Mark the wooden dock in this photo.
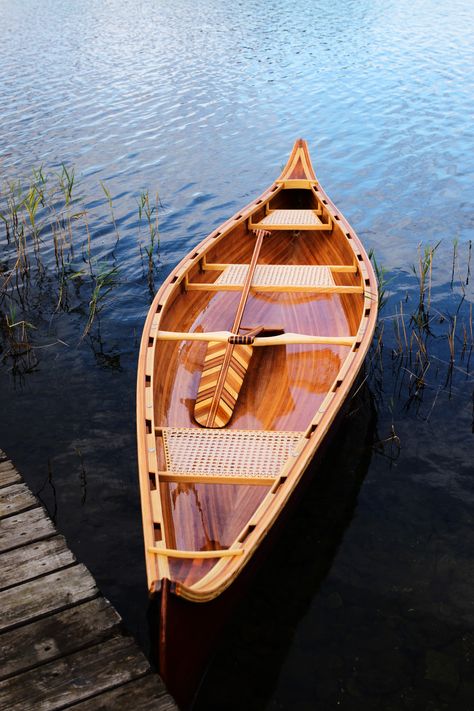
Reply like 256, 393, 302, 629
0, 449, 177, 710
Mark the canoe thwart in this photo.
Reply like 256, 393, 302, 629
185, 282, 363, 293
275, 179, 318, 189
148, 547, 244, 559
156, 330, 356, 346
226, 324, 263, 345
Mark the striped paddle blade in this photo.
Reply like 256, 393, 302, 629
194, 340, 253, 428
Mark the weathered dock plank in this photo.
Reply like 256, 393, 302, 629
0, 598, 121, 681
0, 483, 37, 518
0, 636, 150, 710
0, 461, 21, 488
71, 675, 178, 710
0, 449, 176, 710
0, 506, 56, 553
0, 564, 99, 633
1, 535, 76, 591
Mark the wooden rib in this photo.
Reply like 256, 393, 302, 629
186, 283, 363, 293
147, 547, 244, 559
157, 331, 355, 346
194, 229, 267, 428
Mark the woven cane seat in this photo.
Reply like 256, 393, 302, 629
162, 428, 303, 478
259, 209, 323, 227
215, 264, 335, 288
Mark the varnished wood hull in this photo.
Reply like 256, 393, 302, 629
137, 139, 378, 704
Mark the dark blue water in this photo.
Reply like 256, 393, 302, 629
1, 0, 473, 707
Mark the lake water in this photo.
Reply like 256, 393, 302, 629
1, 0, 473, 708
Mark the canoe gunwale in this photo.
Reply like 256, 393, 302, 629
136, 139, 378, 602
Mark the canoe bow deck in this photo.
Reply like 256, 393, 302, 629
137, 138, 377, 612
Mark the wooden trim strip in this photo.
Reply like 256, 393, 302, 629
185, 283, 364, 293
248, 220, 332, 231
157, 331, 355, 346
147, 547, 244, 559
202, 261, 357, 273
158, 472, 276, 485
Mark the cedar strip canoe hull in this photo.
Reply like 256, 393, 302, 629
136, 139, 378, 703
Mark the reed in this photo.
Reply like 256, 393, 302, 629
369, 249, 391, 311
370, 239, 474, 428
82, 261, 120, 339
411, 241, 440, 330
450, 236, 458, 289
138, 190, 160, 292
447, 315, 457, 364
100, 180, 119, 242
58, 164, 75, 206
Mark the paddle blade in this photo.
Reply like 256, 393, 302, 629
194, 341, 253, 428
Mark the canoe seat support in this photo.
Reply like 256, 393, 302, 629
160, 427, 304, 479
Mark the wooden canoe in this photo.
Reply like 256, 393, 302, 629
136, 139, 378, 703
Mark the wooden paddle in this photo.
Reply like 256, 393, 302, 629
194, 229, 269, 428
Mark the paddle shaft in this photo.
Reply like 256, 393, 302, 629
204, 230, 266, 427
231, 229, 265, 333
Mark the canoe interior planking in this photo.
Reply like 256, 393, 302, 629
136, 139, 378, 602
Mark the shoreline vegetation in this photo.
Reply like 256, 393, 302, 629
1, 165, 473, 433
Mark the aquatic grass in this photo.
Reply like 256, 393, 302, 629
450, 236, 459, 289
369, 249, 392, 312
138, 190, 160, 293
411, 241, 440, 331
0, 165, 161, 363
465, 240, 472, 286
82, 261, 120, 339
58, 164, 75, 207
447, 315, 457, 364
369, 240, 474, 429
100, 180, 119, 242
